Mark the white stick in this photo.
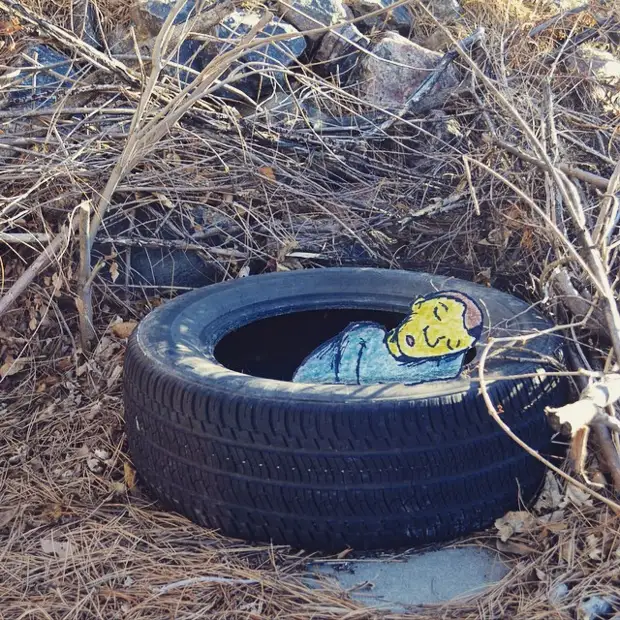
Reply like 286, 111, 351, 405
546, 374, 620, 435
154, 576, 258, 594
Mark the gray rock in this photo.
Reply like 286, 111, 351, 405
172, 39, 205, 86
131, 0, 202, 37
278, 0, 350, 40
209, 10, 306, 100
315, 22, 370, 83
346, 0, 412, 35
356, 32, 459, 110
71, 0, 103, 49
577, 596, 615, 620
91, 205, 222, 289
6, 45, 78, 108
421, 0, 462, 23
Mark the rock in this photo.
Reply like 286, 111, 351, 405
315, 22, 370, 83
172, 39, 204, 86
209, 10, 306, 100
421, 27, 452, 51
356, 32, 459, 110
567, 46, 620, 111
577, 596, 615, 620
421, 0, 461, 23
6, 45, 78, 108
131, 0, 202, 37
278, 0, 350, 40
91, 206, 224, 289
571, 46, 620, 85
71, 0, 103, 49
345, 0, 412, 35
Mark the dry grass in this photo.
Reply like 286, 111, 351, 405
2, 0, 620, 617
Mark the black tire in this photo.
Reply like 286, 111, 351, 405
123, 268, 567, 551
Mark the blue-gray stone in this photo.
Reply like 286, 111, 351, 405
315, 22, 370, 84
7, 45, 78, 108
171, 39, 204, 85
140, 0, 198, 27
278, 0, 349, 40
72, 0, 103, 49
578, 596, 616, 620
348, 0, 412, 35
209, 10, 306, 100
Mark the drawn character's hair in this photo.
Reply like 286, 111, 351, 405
422, 291, 483, 341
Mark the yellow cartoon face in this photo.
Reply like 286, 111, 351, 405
386, 293, 483, 360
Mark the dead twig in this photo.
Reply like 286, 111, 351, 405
546, 374, 620, 436
488, 136, 612, 191
0, 215, 77, 318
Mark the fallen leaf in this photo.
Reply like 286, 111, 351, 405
107, 364, 123, 389
0, 355, 25, 378
534, 471, 563, 513
535, 568, 547, 581
41, 537, 73, 559
496, 539, 538, 555
585, 534, 602, 561
111, 321, 137, 339
109, 261, 119, 283
563, 484, 594, 508
258, 166, 276, 181
558, 535, 575, 564
495, 511, 536, 542
110, 481, 126, 494
124, 462, 136, 490
0, 507, 18, 529
0, 18, 22, 34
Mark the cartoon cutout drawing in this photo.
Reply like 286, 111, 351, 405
292, 291, 484, 385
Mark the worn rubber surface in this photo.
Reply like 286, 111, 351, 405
124, 268, 568, 551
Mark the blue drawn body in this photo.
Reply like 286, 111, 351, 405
293, 291, 483, 386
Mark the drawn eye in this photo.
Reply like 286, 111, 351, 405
406, 335, 415, 347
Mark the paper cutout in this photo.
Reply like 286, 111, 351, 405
293, 291, 483, 385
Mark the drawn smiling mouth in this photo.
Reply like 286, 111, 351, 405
422, 326, 445, 348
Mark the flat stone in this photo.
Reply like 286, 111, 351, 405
278, 0, 350, 40
6, 45, 78, 108
425, 0, 462, 23
308, 547, 509, 612
209, 10, 306, 100
315, 22, 370, 83
577, 596, 616, 620
346, 0, 412, 35
356, 32, 459, 110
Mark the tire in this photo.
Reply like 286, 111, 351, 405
123, 268, 567, 551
